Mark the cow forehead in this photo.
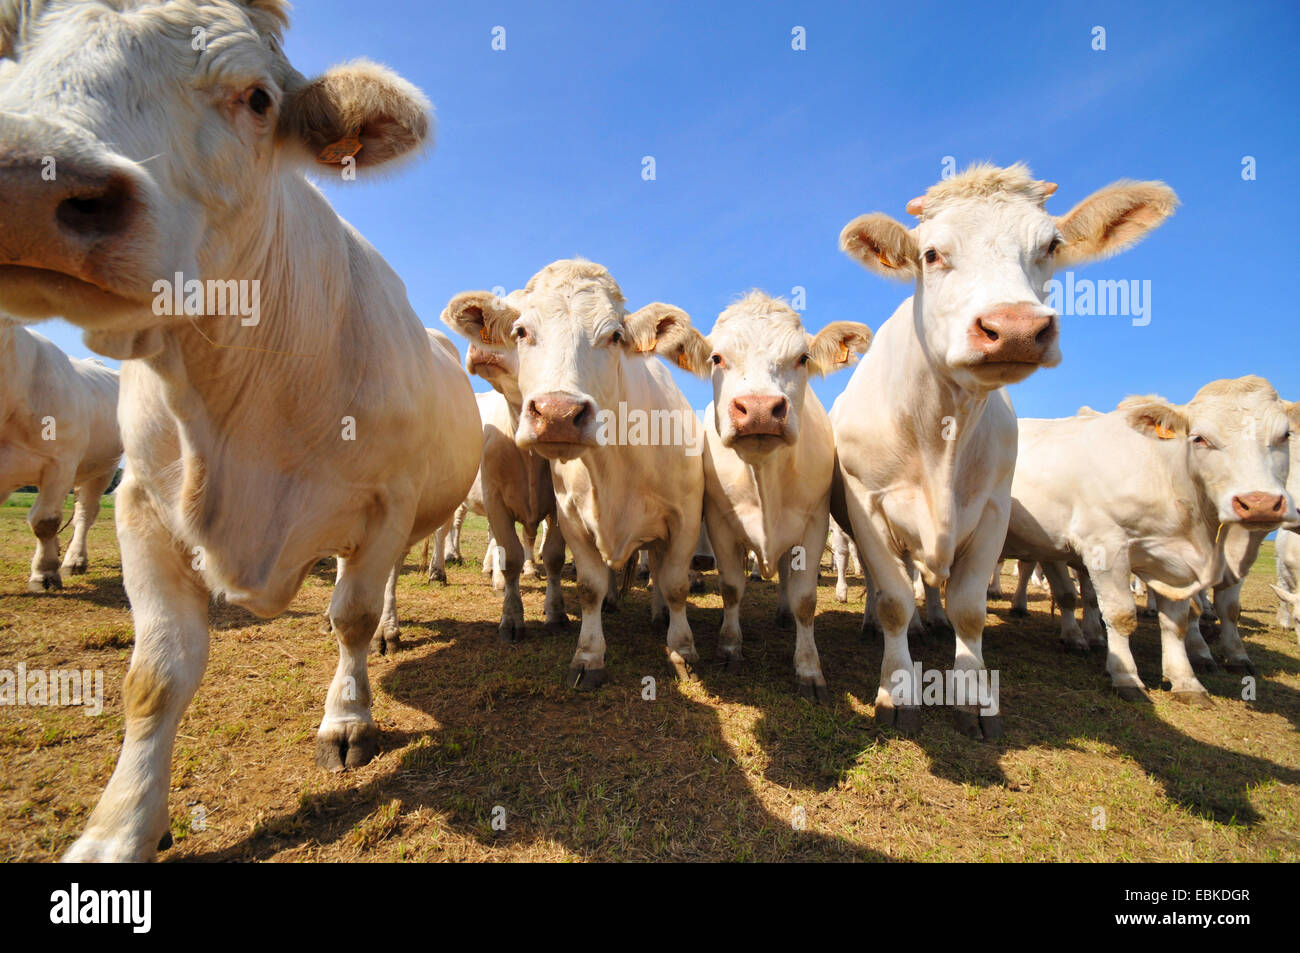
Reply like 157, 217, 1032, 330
917, 195, 1056, 248
521, 272, 626, 331
6, 0, 288, 92
711, 301, 807, 362
1188, 390, 1287, 433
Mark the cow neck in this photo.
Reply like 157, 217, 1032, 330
894, 305, 991, 579
736, 419, 808, 572
501, 389, 547, 524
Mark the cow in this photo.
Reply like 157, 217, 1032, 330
1274, 527, 1300, 644
440, 330, 567, 641
0, 321, 122, 590
665, 291, 871, 699
833, 163, 1177, 738
443, 259, 705, 688
1002, 377, 1296, 703
831, 518, 862, 603
0, 0, 481, 860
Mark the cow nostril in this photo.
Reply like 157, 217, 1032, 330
732, 400, 747, 419
573, 402, 590, 428
977, 319, 999, 343
56, 176, 134, 238
771, 398, 787, 420
526, 399, 541, 419
1035, 321, 1055, 346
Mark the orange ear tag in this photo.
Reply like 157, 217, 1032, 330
875, 252, 893, 269
836, 343, 851, 364
317, 135, 363, 165
676, 351, 692, 370
1154, 423, 1176, 440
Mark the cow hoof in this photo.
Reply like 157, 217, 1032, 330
157, 830, 173, 851
567, 666, 606, 691
497, 619, 525, 644
1189, 656, 1218, 675
27, 573, 62, 593
720, 654, 743, 675
62, 559, 89, 576
1114, 685, 1151, 704
796, 678, 830, 704
926, 619, 955, 638
315, 721, 380, 772
1087, 638, 1107, 652
979, 713, 1003, 741
1224, 659, 1260, 679
521, 567, 539, 581
545, 612, 569, 634
428, 568, 447, 585
370, 629, 400, 655
834, 588, 848, 603
860, 621, 881, 642
1008, 607, 1029, 618
776, 607, 795, 630
1171, 690, 1214, 708
667, 647, 698, 681
650, 607, 669, 629
876, 703, 921, 734
1063, 641, 1090, 656
318, 612, 333, 637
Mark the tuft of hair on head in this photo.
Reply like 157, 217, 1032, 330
1189, 374, 1278, 405
912, 162, 1058, 219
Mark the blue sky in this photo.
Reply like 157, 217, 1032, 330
38, 0, 1300, 415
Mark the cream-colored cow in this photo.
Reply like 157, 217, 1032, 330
0, 1, 480, 860
833, 163, 1177, 738
670, 292, 871, 699
444, 260, 704, 688
0, 322, 121, 590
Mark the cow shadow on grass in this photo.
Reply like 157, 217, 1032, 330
178, 569, 889, 862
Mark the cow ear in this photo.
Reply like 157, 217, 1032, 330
624, 303, 710, 375
839, 213, 920, 280
806, 321, 872, 375
1054, 180, 1178, 266
442, 291, 520, 350
280, 59, 433, 170
1286, 400, 1300, 431
1119, 395, 1189, 440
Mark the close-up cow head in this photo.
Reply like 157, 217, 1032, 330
1120, 375, 1298, 529
671, 291, 871, 461
443, 259, 698, 462
0, 0, 431, 336
839, 163, 1178, 393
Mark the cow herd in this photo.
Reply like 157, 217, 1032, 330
0, 2, 1295, 862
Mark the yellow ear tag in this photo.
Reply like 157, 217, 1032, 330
635, 340, 656, 354
1154, 423, 1176, 440
317, 134, 363, 165
836, 342, 850, 364
875, 252, 893, 269
676, 351, 692, 370
479, 326, 502, 346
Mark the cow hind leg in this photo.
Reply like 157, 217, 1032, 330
706, 511, 747, 673
63, 479, 210, 862
788, 512, 830, 702
61, 469, 113, 575
485, 498, 527, 643
26, 464, 75, 592
370, 560, 403, 654
1155, 593, 1212, 705
1040, 561, 1086, 654
1009, 560, 1033, 617
655, 530, 700, 680
541, 516, 568, 632
775, 551, 795, 629
1214, 583, 1257, 678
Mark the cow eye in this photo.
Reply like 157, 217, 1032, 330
1190, 433, 1213, 449
710, 353, 724, 367
923, 248, 939, 265
610, 330, 624, 346
247, 87, 272, 116
1046, 237, 1063, 256
797, 353, 811, 367
512, 326, 529, 342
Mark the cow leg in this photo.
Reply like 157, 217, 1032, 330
849, 540, 862, 576
945, 506, 1006, 740
655, 522, 700, 680
636, 547, 651, 583
482, 529, 496, 575
706, 509, 747, 673
862, 569, 879, 640
775, 551, 795, 629
748, 551, 761, 581
1009, 560, 1033, 616
1087, 553, 1148, 701
485, 496, 526, 643
831, 522, 851, 603
26, 462, 75, 592
1155, 593, 1211, 704
370, 559, 403, 654
987, 559, 1004, 600
60, 469, 114, 576
1213, 582, 1256, 677
921, 582, 952, 635
565, 530, 609, 689
317, 528, 407, 771
541, 515, 568, 631
1076, 568, 1106, 650
62, 478, 210, 862
1038, 561, 1087, 653
446, 502, 467, 564
426, 518, 449, 584
788, 509, 830, 702
520, 523, 540, 580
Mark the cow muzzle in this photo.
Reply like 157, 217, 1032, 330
728, 394, 788, 439
1231, 491, 1287, 525
967, 303, 1058, 366
523, 392, 596, 450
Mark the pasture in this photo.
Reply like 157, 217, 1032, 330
1, 491, 1297, 862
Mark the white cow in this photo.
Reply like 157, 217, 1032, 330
1002, 378, 1296, 702
444, 259, 704, 688
443, 337, 567, 641
0, 1, 481, 860
833, 163, 1177, 738
0, 321, 121, 589
1274, 527, 1300, 644
668, 291, 871, 699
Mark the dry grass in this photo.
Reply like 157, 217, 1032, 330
1, 490, 1297, 862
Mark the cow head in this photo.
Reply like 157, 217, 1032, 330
840, 163, 1178, 393
670, 291, 871, 462
0, 0, 431, 338
442, 259, 695, 462
1120, 376, 1297, 530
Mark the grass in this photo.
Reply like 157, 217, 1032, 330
0, 494, 1297, 862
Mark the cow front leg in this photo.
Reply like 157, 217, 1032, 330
520, 523, 540, 580
1077, 568, 1107, 650
1040, 561, 1086, 653
446, 502, 467, 564
540, 515, 568, 631
831, 522, 852, 603
1183, 600, 1218, 673
485, 496, 526, 643
705, 508, 747, 673
318, 531, 407, 771
787, 510, 830, 702
655, 524, 700, 680
26, 463, 75, 592
63, 478, 210, 862
370, 560, 402, 654
1009, 560, 1033, 616
1214, 582, 1257, 677
1086, 551, 1148, 701
1155, 593, 1211, 705
566, 530, 609, 689
944, 507, 1007, 741
60, 468, 114, 576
